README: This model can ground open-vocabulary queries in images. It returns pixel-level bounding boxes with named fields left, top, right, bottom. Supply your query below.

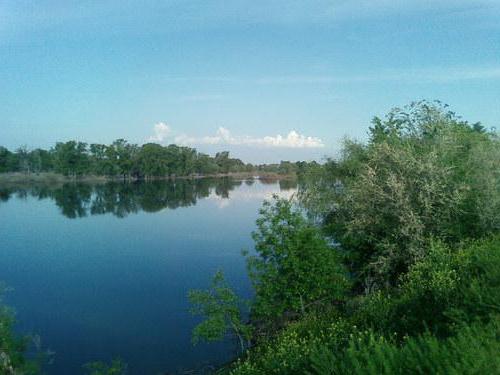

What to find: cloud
left=148, top=122, right=171, bottom=142
left=174, top=127, right=325, bottom=148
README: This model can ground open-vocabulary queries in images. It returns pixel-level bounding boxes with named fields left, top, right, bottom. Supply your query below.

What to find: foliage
left=3, top=101, right=499, bottom=373
left=189, top=271, right=253, bottom=353
left=300, top=100, right=500, bottom=288
left=0, top=147, right=11, bottom=173
left=230, top=318, right=500, bottom=375
left=308, top=317, right=500, bottom=375
left=0, top=140, right=316, bottom=179
left=247, top=197, right=349, bottom=326
left=53, top=141, right=90, bottom=176
left=228, top=102, right=499, bottom=374
left=229, top=236, right=500, bottom=374
left=83, top=359, right=128, bottom=375
left=351, top=236, right=500, bottom=338
left=0, top=288, right=40, bottom=375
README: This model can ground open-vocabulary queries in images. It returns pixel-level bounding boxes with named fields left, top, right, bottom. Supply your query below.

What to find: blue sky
left=1, top=1, right=499, bottom=163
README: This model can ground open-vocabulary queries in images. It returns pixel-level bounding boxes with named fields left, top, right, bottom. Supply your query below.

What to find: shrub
left=247, top=197, right=349, bottom=328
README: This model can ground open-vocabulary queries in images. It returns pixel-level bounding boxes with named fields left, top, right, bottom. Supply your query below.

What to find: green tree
left=53, top=141, right=90, bottom=177
left=215, top=151, right=231, bottom=173
left=278, top=161, right=296, bottom=175
left=15, top=146, right=31, bottom=173
left=31, top=149, right=54, bottom=172
left=301, top=101, right=500, bottom=289
left=188, top=270, right=252, bottom=353
left=0, top=147, right=12, bottom=173
left=109, top=139, right=138, bottom=179
left=137, top=143, right=169, bottom=177
left=89, top=144, right=114, bottom=176
left=195, top=153, right=219, bottom=175
left=247, top=197, right=349, bottom=325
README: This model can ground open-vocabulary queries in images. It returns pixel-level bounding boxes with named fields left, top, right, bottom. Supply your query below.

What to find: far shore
left=0, top=171, right=297, bottom=185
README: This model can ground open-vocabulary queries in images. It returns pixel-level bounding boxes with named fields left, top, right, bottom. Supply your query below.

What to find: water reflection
left=0, top=177, right=297, bottom=219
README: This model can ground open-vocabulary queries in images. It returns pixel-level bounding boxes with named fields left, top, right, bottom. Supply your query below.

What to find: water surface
left=0, top=178, right=296, bottom=374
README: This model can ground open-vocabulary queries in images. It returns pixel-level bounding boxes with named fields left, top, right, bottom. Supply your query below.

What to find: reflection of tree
left=244, top=178, right=255, bottom=186
left=90, top=183, right=139, bottom=218
left=0, top=178, right=245, bottom=218
left=0, top=188, right=11, bottom=202
left=215, top=178, right=242, bottom=199
left=258, top=177, right=278, bottom=185
left=278, top=179, right=298, bottom=191
left=53, top=184, right=92, bottom=219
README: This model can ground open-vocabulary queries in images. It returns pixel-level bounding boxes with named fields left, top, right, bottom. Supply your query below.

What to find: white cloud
left=174, top=127, right=325, bottom=148
left=148, top=122, right=171, bottom=142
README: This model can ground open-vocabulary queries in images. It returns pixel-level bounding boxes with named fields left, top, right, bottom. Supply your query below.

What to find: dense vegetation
left=189, top=101, right=500, bottom=374
left=0, top=140, right=314, bottom=179
left=1, top=101, right=499, bottom=374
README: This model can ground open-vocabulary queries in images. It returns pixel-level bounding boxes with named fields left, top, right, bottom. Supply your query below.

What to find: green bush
left=229, top=236, right=500, bottom=374
left=352, top=236, right=500, bottom=338
left=0, top=289, right=40, bottom=374
left=309, top=317, right=500, bottom=375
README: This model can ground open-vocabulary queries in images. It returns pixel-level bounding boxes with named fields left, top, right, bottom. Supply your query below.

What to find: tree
left=247, top=197, right=349, bottom=325
left=89, top=144, right=113, bottom=176
left=109, top=139, right=138, bottom=179
left=188, top=270, right=252, bottom=353
left=0, top=147, right=11, bottom=173
left=195, top=153, right=219, bottom=175
left=300, top=101, right=500, bottom=290
left=278, top=161, right=296, bottom=175
left=215, top=151, right=231, bottom=173
left=15, top=146, right=31, bottom=173
left=53, top=141, right=90, bottom=177
left=31, top=149, right=54, bottom=172
left=137, top=143, right=169, bottom=178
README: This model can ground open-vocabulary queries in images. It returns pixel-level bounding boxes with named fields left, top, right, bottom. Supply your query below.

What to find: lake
left=0, top=177, right=296, bottom=374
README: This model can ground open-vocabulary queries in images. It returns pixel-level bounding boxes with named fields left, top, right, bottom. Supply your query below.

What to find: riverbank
left=0, top=171, right=296, bottom=185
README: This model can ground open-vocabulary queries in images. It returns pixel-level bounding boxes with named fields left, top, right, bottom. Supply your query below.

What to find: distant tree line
left=0, top=140, right=317, bottom=179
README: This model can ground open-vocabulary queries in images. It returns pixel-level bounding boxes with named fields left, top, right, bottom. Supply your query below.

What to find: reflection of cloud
left=207, top=183, right=296, bottom=209
left=175, top=127, right=325, bottom=148
left=148, top=122, right=171, bottom=142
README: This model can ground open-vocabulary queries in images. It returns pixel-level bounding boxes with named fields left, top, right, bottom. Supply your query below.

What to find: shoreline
left=0, top=171, right=297, bottom=185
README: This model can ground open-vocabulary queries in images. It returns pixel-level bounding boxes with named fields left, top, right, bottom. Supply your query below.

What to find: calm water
left=0, top=178, right=296, bottom=374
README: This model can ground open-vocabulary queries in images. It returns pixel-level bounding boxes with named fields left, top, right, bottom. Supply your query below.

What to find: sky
left=1, top=1, right=499, bottom=163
